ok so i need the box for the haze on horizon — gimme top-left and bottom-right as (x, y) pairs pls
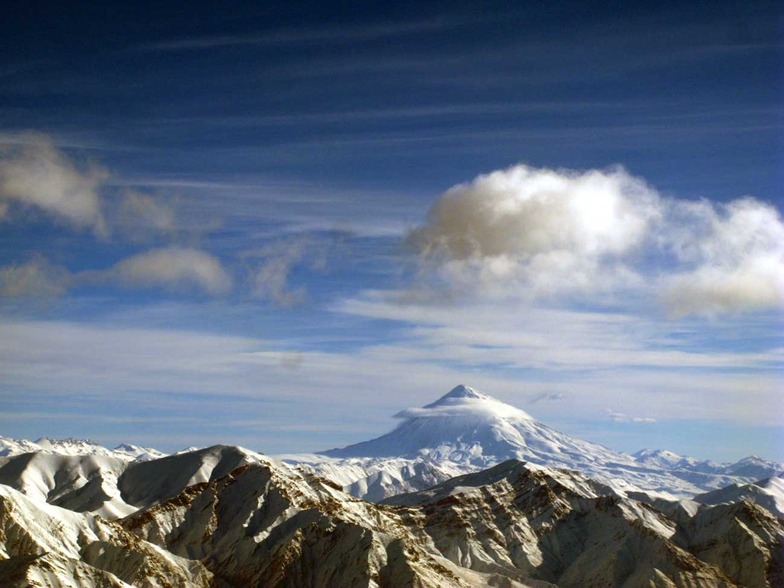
(0, 1), (781, 462)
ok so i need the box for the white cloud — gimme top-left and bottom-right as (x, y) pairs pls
(662, 198), (784, 316)
(0, 133), (108, 234)
(0, 133), (186, 242)
(606, 410), (656, 424)
(0, 312), (781, 447)
(394, 396), (531, 421)
(243, 237), (329, 306)
(409, 164), (784, 314)
(0, 256), (71, 297)
(0, 248), (232, 299)
(107, 247), (232, 296)
(110, 190), (178, 241)
(338, 294), (782, 372)
(408, 164), (659, 298)
(411, 164), (659, 259)
(333, 291), (783, 427)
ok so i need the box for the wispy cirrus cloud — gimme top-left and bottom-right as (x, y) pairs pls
(132, 14), (483, 53)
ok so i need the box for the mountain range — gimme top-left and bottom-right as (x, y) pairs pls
(283, 385), (783, 502)
(0, 384), (782, 586)
(0, 435), (166, 461)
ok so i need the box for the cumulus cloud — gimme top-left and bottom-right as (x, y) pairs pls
(409, 165), (660, 298)
(0, 133), (108, 234)
(0, 133), (182, 242)
(107, 247), (232, 296)
(662, 198), (784, 316)
(0, 256), (71, 298)
(411, 165), (659, 260)
(409, 164), (784, 315)
(1, 248), (233, 298)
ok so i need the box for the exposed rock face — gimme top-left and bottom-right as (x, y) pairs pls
(384, 461), (759, 587)
(1, 450), (782, 587)
(0, 386), (782, 586)
(682, 499), (784, 588)
(0, 484), (212, 587)
(122, 458), (507, 587)
(120, 458), (782, 587)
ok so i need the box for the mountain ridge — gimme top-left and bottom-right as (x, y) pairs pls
(2, 385), (782, 504)
(290, 384), (783, 501)
(1, 399), (783, 587)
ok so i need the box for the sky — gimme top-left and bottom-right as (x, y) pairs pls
(0, 0), (782, 462)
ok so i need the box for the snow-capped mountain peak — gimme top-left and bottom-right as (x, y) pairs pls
(427, 383), (490, 403)
(33, 436), (109, 456)
(295, 384), (784, 502)
(317, 384), (629, 483)
(113, 443), (167, 461)
(403, 383), (533, 421)
(0, 435), (167, 462)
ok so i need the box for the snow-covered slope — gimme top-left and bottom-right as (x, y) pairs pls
(634, 448), (783, 483)
(112, 443), (167, 461)
(0, 445), (266, 519)
(0, 452), (133, 518)
(0, 435), (42, 457)
(34, 437), (121, 458)
(124, 456), (784, 587)
(1, 437), (782, 586)
(122, 456), (511, 587)
(0, 435), (166, 461)
(693, 475), (784, 519)
(0, 484), (212, 587)
(321, 385), (541, 463)
(286, 385), (784, 502)
(382, 459), (784, 588)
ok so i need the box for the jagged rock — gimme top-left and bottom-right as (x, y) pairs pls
(122, 459), (503, 587)
(0, 484), (212, 587)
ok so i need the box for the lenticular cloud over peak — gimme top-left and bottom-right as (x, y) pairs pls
(409, 164), (784, 315)
(395, 384), (533, 421)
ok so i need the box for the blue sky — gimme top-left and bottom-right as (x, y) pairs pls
(0, 1), (782, 461)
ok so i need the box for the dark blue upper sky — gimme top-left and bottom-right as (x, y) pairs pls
(2, 1), (781, 195)
(0, 0), (782, 459)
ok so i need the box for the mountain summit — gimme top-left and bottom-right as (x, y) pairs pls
(401, 384), (533, 422)
(320, 385), (621, 472)
(425, 383), (495, 403)
(301, 384), (784, 501)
